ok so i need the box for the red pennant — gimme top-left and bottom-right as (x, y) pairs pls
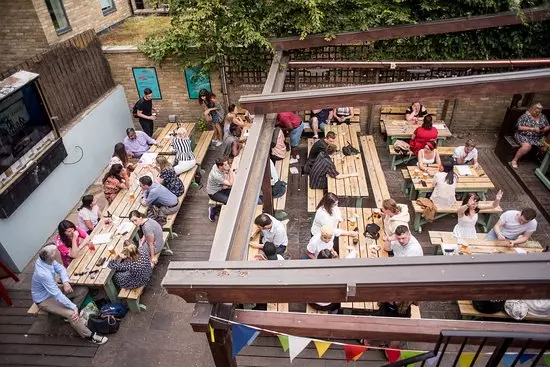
(385, 349), (402, 363)
(344, 345), (368, 362)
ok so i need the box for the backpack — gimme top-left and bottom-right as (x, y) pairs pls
(100, 303), (129, 319)
(132, 99), (142, 118)
(342, 141), (359, 156)
(272, 180), (287, 198)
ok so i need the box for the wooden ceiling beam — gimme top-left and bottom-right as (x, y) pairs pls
(271, 7), (550, 51)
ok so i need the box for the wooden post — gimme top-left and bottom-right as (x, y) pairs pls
(206, 329), (236, 367)
(262, 157), (274, 215)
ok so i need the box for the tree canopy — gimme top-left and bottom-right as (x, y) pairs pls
(140, 0), (550, 71)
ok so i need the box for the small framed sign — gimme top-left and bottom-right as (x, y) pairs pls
(184, 67), (211, 99)
(132, 67), (162, 100)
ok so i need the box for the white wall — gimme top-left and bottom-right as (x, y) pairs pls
(0, 85), (132, 271)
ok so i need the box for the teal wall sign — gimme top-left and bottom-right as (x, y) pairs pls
(132, 67), (162, 100)
(184, 67), (211, 99)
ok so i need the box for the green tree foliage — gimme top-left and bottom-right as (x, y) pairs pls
(141, 0), (550, 70)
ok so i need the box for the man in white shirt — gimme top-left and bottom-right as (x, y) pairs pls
(383, 225), (423, 257)
(452, 139), (479, 167)
(249, 213), (288, 254)
(306, 225), (358, 259)
(486, 208), (537, 246)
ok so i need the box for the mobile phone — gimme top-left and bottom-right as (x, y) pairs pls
(421, 180), (427, 187)
(95, 257), (106, 267)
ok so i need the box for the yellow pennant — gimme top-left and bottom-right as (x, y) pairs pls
(313, 340), (332, 358)
(209, 323), (215, 343)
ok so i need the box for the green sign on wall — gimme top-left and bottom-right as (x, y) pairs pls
(184, 67), (212, 99)
(132, 67), (162, 100)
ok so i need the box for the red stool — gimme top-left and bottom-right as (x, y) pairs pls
(0, 260), (19, 306)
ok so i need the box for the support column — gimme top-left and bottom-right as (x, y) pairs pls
(262, 157), (274, 215)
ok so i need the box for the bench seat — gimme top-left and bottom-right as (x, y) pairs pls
(273, 151), (290, 213)
(360, 136), (390, 208)
(458, 300), (549, 321)
(27, 303), (47, 316)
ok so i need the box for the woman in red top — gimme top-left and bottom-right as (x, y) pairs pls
(55, 220), (90, 267)
(409, 115), (438, 155)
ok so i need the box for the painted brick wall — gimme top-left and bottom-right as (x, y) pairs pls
(104, 47), (223, 129)
(0, 0), (49, 69)
(31, 0), (131, 45)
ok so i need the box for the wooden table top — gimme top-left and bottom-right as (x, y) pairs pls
(385, 120), (452, 138)
(429, 231), (543, 255)
(407, 164), (495, 192)
(149, 122), (196, 154)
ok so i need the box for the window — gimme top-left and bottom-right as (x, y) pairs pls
(44, 0), (71, 35)
(99, 0), (116, 15)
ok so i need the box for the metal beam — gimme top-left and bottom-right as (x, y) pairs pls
(163, 253), (550, 303)
(239, 68), (550, 114)
(271, 7), (550, 51)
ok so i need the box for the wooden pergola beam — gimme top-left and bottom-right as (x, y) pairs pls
(163, 254), (550, 303)
(239, 68), (550, 114)
(271, 7), (550, 51)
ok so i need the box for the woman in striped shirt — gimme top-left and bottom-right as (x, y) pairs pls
(333, 107), (354, 125)
(171, 127), (196, 174)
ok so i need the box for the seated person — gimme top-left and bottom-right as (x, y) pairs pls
(249, 214), (288, 254)
(452, 139), (479, 167)
(310, 108), (333, 139)
(306, 225), (358, 259)
(311, 192), (343, 236)
(307, 249), (340, 313)
(32, 244), (108, 344)
(55, 220), (90, 268)
(332, 107), (354, 125)
(511, 103), (550, 168)
(430, 163), (458, 209)
(108, 242), (152, 289)
(129, 210), (165, 264)
(77, 194), (100, 234)
(223, 104), (238, 138)
(139, 175), (179, 216)
(381, 199), (410, 241)
(221, 124), (245, 158)
(486, 208), (537, 246)
(454, 191), (503, 240)
(102, 164), (129, 204)
(270, 127), (287, 162)
(309, 144), (358, 190)
(206, 157), (233, 221)
(123, 128), (157, 158)
(171, 127), (196, 174)
(254, 241), (285, 261)
(405, 101), (429, 123)
(303, 131), (336, 174)
(409, 115), (438, 155)
(417, 140), (442, 172)
(382, 225), (423, 257)
(109, 142), (134, 182)
(154, 156), (185, 197)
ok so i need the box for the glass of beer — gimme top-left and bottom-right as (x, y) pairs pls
(129, 192), (135, 201)
(107, 245), (115, 256)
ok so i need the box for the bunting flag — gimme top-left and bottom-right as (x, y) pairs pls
(344, 345), (368, 362)
(400, 350), (424, 366)
(289, 336), (311, 362)
(386, 349), (402, 363)
(278, 335), (289, 352)
(314, 340), (332, 358)
(502, 353), (536, 367)
(458, 353), (479, 367)
(519, 354), (536, 364)
(208, 323), (215, 343)
(231, 324), (260, 358)
(543, 354), (550, 366)
(426, 352), (441, 367)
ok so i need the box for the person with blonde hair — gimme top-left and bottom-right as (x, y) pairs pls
(511, 103), (549, 168)
(155, 155), (185, 197)
(452, 139), (479, 167)
(108, 242), (152, 289)
(381, 199), (410, 241)
(171, 127), (196, 174)
(306, 225), (358, 259)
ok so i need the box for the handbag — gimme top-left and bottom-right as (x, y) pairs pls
(271, 180), (287, 198)
(87, 315), (120, 334)
(364, 223), (380, 240)
(342, 141), (359, 156)
(472, 300), (505, 314)
(393, 139), (411, 155)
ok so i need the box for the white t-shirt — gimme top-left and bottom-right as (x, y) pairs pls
(77, 205), (100, 231)
(311, 206), (343, 236)
(499, 210), (537, 239)
(270, 160), (279, 186)
(307, 229), (342, 258)
(390, 235), (424, 257)
(261, 214), (288, 248)
(430, 172), (457, 209)
(452, 146), (478, 163)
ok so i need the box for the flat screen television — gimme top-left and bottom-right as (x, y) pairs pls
(0, 83), (52, 175)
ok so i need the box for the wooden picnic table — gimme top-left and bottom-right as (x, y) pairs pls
(385, 119), (452, 146)
(428, 231), (543, 256)
(406, 163), (495, 200)
(149, 122), (197, 155)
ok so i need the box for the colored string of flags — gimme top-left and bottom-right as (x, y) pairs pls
(209, 316), (550, 365)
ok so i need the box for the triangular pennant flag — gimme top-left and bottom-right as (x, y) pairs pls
(458, 352), (478, 367)
(231, 324), (260, 358)
(519, 354), (535, 364)
(208, 323), (215, 343)
(400, 350), (424, 366)
(278, 335), (289, 352)
(288, 336), (311, 362)
(426, 352), (441, 367)
(313, 340), (332, 358)
(501, 354), (516, 367)
(344, 344), (367, 362)
(386, 349), (402, 363)
(543, 354), (550, 366)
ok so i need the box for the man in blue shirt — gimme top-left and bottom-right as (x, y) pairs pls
(139, 175), (179, 216)
(31, 244), (108, 344)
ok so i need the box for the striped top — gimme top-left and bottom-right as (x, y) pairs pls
(335, 107), (352, 117)
(172, 137), (195, 162)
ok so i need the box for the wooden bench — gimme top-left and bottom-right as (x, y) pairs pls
(118, 231), (170, 312)
(302, 107), (360, 134)
(27, 303), (47, 316)
(457, 300), (549, 321)
(273, 150), (290, 213)
(389, 145), (456, 170)
(360, 136), (390, 208)
(412, 200), (502, 233)
(306, 304), (329, 314)
(379, 104), (440, 133)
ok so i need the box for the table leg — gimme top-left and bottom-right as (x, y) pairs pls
(534, 151), (550, 190)
(413, 213), (422, 233)
(391, 155), (397, 170)
(437, 137), (446, 147)
(104, 280), (119, 303)
(478, 191), (487, 201)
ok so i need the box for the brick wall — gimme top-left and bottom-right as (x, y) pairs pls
(0, 0), (49, 69)
(32, 0), (131, 45)
(104, 47), (223, 129)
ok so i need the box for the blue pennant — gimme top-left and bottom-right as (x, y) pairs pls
(231, 324), (260, 358)
(502, 353), (535, 367)
(519, 354), (535, 364)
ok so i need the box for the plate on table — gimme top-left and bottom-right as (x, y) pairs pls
(441, 243), (458, 255)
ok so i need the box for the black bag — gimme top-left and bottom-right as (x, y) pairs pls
(342, 141), (359, 156)
(364, 223), (381, 240)
(472, 300), (505, 314)
(194, 169), (202, 186)
(272, 180), (287, 198)
(87, 315), (120, 334)
(132, 99), (142, 118)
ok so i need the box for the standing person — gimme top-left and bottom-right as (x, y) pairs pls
(306, 225), (358, 259)
(139, 176), (179, 216)
(405, 101), (429, 123)
(303, 131), (337, 175)
(454, 191), (503, 240)
(430, 163), (458, 209)
(311, 192), (343, 236)
(276, 112), (304, 164)
(77, 195), (100, 234)
(108, 242), (152, 289)
(102, 164), (129, 204)
(381, 199), (410, 241)
(154, 156), (185, 197)
(249, 213), (289, 254)
(129, 211), (165, 265)
(32, 244), (108, 344)
(511, 103), (550, 168)
(135, 88), (158, 138)
(124, 128), (157, 158)
(171, 127), (196, 174)
(55, 220), (90, 268)
(310, 108), (333, 139)
(206, 157), (234, 221)
(199, 89), (224, 147)
(409, 115), (438, 155)
(309, 144), (358, 190)
(486, 208), (537, 246)
(382, 225), (423, 257)
(452, 139), (479, 167)
(333, 107), (354, 125)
